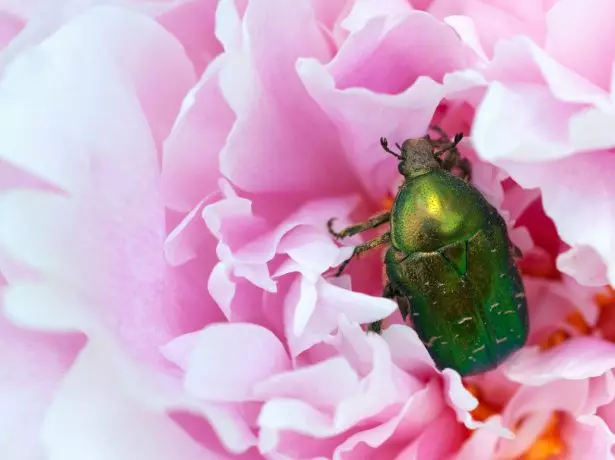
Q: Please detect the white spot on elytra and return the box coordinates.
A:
[515,292,526,299]
[473,345,485,354]
[425,336,441,347]
[489,302,500,311]
[458,316,473,325]
[503,310,515,315]
[496,337,508,344]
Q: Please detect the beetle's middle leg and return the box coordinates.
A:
[334,231,391,276]
[327,211,391,240]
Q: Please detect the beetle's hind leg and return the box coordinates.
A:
[367,282,403,334]
[333,232,391,277]
[327,211,391,240]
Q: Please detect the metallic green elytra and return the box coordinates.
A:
[327,129,529,376]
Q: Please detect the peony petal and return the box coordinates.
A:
[184,323,291,402]
[505,337,615,385]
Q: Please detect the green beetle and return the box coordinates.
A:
[328,129,528,376]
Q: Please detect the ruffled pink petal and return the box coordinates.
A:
[41,335,238,460]
[216,0,357,196]
[0,315,83,458]
[162,61,235,212]
[257,320,427,457]
[298,10,479,201]
[157,0,222,75]
[332,380,446,459]
[0,6,210,366]
[428,0,549,57]
[163,323,290,402]
[564,415,615,460]
[505,337,615,386]
[394,410,466,460]
[545,0,615,91]
[0,10,23,49]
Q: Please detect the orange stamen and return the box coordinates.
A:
[565,311,590,335]
[540,330,570,351]
[381,194,394,212]
[465,384,500,422]
[519,413,565,460]
[594,286,615,309]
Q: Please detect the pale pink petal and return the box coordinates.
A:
[443,369,513,437]
[257,320,426,457]
[564,415,615,460]
[0,6,213,365]
[394,410,466,460]
[381,325,436,378]
[157,0,222,75]
[0,315,83,458]
[298,11,478,201]
[452,417,502,460]
[340,0,412,33]
[162,59,235,212]
[428,0,549,57]
[332,380,445,459]
[557,244,610,287]
[583,372,615,415]
[254,356,360,409]
[505,337,615,385]
[41,336,228,460]
[183,323,291,402]
[217,0,356,195]
[0,10,23,49]
[545,0,615,91]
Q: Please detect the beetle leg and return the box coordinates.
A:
[428,125,449,142]
[327,211,391,240]
[334,232,391,276]
[511,244,523,259]
[367,321,382,334]
[382,282,398,298]
[457,158,472,181]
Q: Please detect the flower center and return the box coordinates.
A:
[517,413,565,460]
[540,287,615,350]
[465,385,566,459]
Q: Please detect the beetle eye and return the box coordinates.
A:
[397,163,404,175]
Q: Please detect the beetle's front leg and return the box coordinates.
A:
[334,232,391,276]
[457,158,472,181]
[327,211,391,240]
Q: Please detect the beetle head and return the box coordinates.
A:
[380,133,464,178]
[398,138,440,176]
[380,137,439,177]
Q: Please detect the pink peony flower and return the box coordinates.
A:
[2,1,615,459]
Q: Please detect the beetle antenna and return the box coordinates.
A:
[380,137,402,159]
